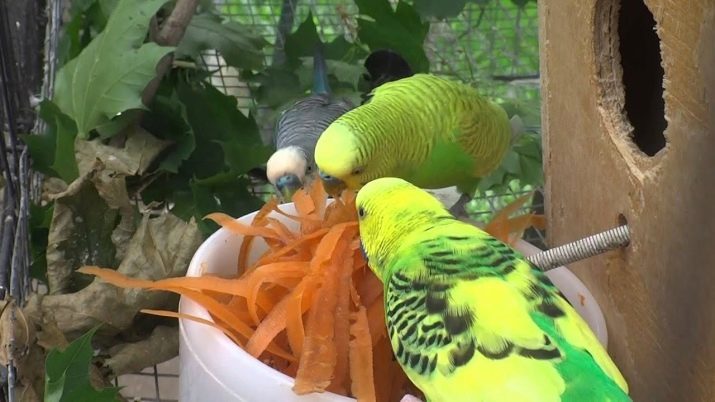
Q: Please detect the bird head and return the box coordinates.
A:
[355,177,451,280]
[315,122,370,196]
[266,146,310,201]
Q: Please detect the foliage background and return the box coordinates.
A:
[16,0,543,400]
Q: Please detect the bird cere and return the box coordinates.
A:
[82,45,631,401]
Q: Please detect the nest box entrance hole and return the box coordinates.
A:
[596,0,669,157]
[616,0,667,156]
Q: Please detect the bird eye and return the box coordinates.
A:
[306,165,313,172]
[352,167,364,176]
[358,207,366,218]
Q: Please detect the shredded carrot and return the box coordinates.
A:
[483,192,546,245]
[349,305,376,402]
[293,224,353,394]
[80,179,544,402]
[140,309,244,346]
[238,198,279,273]
[245,273,318,358]
[328,254,353,395]
[205,212,283,241]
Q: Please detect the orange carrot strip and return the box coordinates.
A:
[246,268,309,325]
[293,268,338,394]
[253,228,329,266]
[372,336,393,402]
[284,273,320,358]
[329,255,353,394]
[79,266,253,298]
[272,207,323,224]
[349,278,361,307]
[170,288,254,342]
[308,180,327,217]
[502,213,547,245]
[266,217,297,242]
[78,266,294,360]
[366,297,387,346]
[483,192,534,237]
[238,198,279,273]
[245,273,319,358]
[357,271,383,308]
[291,187,316,218]
[292,226,354,394]
[388,364,410,402]
[140,309,243,346]
[205,212,283,241]
[349,305,376,402]
[309,223,357,272]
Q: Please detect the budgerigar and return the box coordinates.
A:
[315,73,514,214]
[355,177,631,402]
[266,45,354,200]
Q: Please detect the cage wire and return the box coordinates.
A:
[120,1,545,399]
[200,0,546,240]
[0,0,543,400]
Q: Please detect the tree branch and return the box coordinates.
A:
[141,0,199,106]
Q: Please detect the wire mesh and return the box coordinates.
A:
[17,1,544,400]
[122,2,544,399]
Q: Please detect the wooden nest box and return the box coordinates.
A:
[539,0,715,400]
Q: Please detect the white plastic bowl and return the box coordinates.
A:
[179,203,608,402]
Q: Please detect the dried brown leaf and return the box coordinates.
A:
[28,213,202,339]
[75,126,170,177]
[104,325,178,377]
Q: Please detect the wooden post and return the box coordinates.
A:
[540,0,715,400]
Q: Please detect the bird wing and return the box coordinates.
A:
[384,227,629,401]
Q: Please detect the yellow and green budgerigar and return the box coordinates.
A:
[355,177,631,402]
[314,73,512,201]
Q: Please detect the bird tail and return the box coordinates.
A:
[363,49,414,92]
[312,43,331,95]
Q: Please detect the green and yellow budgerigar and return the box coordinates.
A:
[355,177,631,402]
[315,74,512,202]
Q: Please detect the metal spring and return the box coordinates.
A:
[527,225,631,271]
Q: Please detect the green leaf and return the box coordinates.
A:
[142,80,196,173]
[23,100,79,183]
[53,0,174,138]
[191,174,264,235]
[413,0,467,19]
[247,66,305,108]
[176,13,268,71]
[57,0,117,66]
[178,80,271,176]
[141,77,270,234]
[355,0,430,73]
[297,58,366,91]
[501,149,521,175]
[324,36,369,63]
[94,109,142,139]
[45,326,120,402]
[283,13,321,63]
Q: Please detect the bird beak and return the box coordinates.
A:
[275,174,302,202]
[358,240,369,263]
[319,170,347,196]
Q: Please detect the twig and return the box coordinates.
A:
[141,0,199,107]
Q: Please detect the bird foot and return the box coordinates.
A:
[447,193,471,219]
